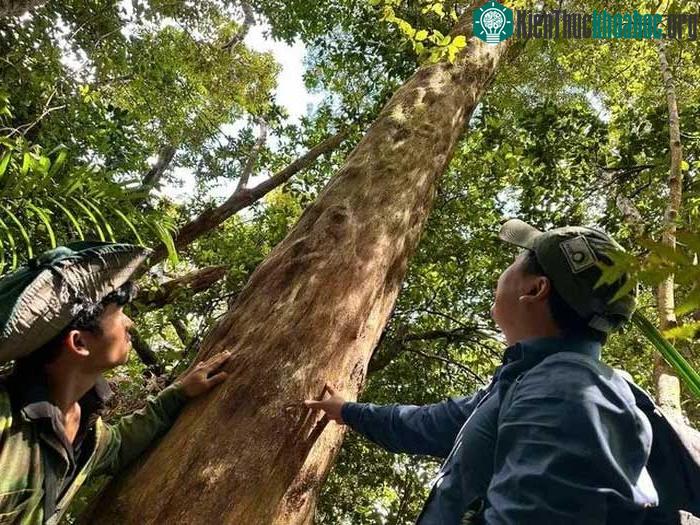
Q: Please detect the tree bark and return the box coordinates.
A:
[235,119,267,193]
[130,328,164,375]
[0,0,45,17]
[147,130,348,266]
[221,1,256,52]
[655,40,684,417]
[86,7,518,524]
[141,144,177,190]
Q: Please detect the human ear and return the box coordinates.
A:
[518,277,550,303]
[64,330,91,358]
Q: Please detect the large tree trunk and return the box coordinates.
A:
[655,40,684,417]
[86,8,519,524]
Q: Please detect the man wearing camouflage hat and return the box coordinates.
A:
[0,242,231,524]
[306,219,661,524]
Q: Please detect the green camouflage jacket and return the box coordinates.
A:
[0,373,187,524]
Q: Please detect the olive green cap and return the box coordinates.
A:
[0,242,151,363]
[499,219,636,333]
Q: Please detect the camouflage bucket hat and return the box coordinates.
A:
[498,219,636,333]
[0,242,151,363]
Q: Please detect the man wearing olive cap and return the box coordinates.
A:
[0,242,231,524]
[306,219,662,524]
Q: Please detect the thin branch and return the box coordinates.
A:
[171,317,193,347]
[401,345,486,385]
[235,119,267,193]
[146,129,348,266]
[130,328,165,375]
[134,265,228,311]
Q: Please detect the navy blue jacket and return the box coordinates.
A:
[341,337,659,524]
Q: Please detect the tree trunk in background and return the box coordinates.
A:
[655,41,684,417]
[85,5,520,523]
[141,144,177,190]
[0,0,45,17]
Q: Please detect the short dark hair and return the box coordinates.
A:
[522,251,608,344]
[13,281,137,373]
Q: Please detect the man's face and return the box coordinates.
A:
[490,251,544,339]
[80,303,134,370]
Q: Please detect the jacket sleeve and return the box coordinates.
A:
[483,359,657,525]
[341,389,487,459]
[93,383,188,476]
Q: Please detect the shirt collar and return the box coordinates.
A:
[502,335,602,365]
[6,369,113,423]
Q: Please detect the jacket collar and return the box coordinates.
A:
[6,368,112,424]
[502,335,601,364]
[496,335,601,386]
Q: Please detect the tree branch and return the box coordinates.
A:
[221,1,255,51]
[368,325,493,383]
[171,318,193,347]
[141,144,177,190]
[130,328,164,375]
[236,119,267,193]
[135,265,228,311]
[401,345,486,385]
[147,129,348,266]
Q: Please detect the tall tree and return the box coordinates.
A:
[654,40,685,416]
[85,6,521,524]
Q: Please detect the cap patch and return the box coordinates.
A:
[560,235,598,273]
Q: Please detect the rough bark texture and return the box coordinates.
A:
[0,0,44,17]
[655,41,684,417]
[148,130,347,266]
[86,9,517,524]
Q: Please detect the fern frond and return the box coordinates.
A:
[27,203,57,248]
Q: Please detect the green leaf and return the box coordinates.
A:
[83,197,116,242]
[0,151,11,181]
[151,220,179,265]
[71,197,105,241]
[27,203,56,248]
[415,30,429,41]
[49,149,67,176]
[49,197,85,240]
[632,312,700,399]
[113,208,145,245]
[452,35,467,48]
[675,284,700,317]
[20,152,31,177]
[0,215,17,271]
[3,207,32,259]
[663,322,700,341]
